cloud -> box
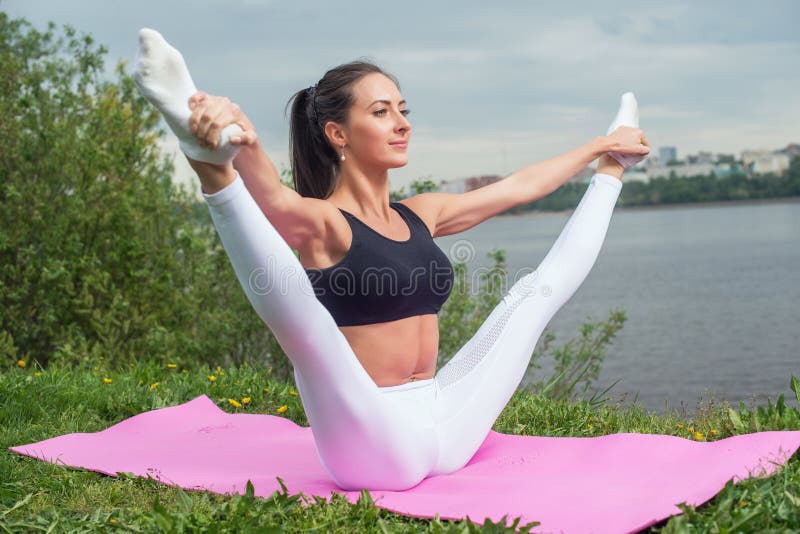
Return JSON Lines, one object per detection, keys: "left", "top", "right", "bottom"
{"left": 4, "top": 0, "right": 798, "bottom": 189}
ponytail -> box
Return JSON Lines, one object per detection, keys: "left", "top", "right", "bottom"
{"left": 287, "top": 87, "right": 337, "bottom": 198}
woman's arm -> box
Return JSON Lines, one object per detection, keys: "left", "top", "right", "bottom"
{"left": 407, "top": 128, "right": 647, "bottom": 237}
{"left": 187, "top": 91, "right": 285, "bottom": 203}
{"left": 187, "top": 92, "right": 330, "bottom": 249}
{"left": 232, "top": 139, "right": 285, "bottom": 209}
{"left": 503, "top": 130, "right": 645, "bottom": 203}
{"left": 506, "top": 137, "right": 608, "bottom": 203}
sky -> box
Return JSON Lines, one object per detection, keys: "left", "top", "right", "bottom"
{"left": 4, "top": 0, "right": 799, "bottom": 195}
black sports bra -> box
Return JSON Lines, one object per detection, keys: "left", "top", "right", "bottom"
{"left": 304, "top": 202, "right": 454, "bottom": 326}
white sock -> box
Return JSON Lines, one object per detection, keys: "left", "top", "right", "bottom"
{"left": 132, "top": 28, "right": 241, "bottom": 166}
{"left": 605, "top": 92, "right": 644, "bottom": 169}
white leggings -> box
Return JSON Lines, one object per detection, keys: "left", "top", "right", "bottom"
{"left": 203, "top": 172, "right": 622, "bottom": 491}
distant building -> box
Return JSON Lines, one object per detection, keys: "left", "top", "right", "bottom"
{"left": 687, "top": 151, "right": 713, "bottom": 164}
{"left": 649, "top": 163, "right": 716, "bottom": 179}
{"left": 465, "top": 174, "right": 504, "bottom": 191}
{"left": 751, "top": 154, "right": 790, "bottom": 175}
{"left": 437, "top": 174, "right": 503, "bottom": 194}
{"left": 707, "top": 163, "right": 740, "bottom": 178}
{"left": 434, "top": 141, "right": 795, "bottom": 194}
{"left": 741, "top": 149, "right": 770, "bottom": 167}
{"left": 635, "top": 161, "right": 745, "bottom": 180}
{"left": 623, "top": 168, "right": 650, "bottom": 183}
{"left": 569, "top": 166, "right": 596, "bottom": 183}
{"left": 437, "top": 167, "right": 594, "bottom": 193}
{"left": 658, "top": 146, "right": 677, "bottom": 164}
{"left": 742, "top": 148, "right": 791, "bottom": 176}
{"left": 438, "top": 178, "right": 466, "bottom": 194}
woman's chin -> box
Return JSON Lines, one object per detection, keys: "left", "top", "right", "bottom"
{"left": 370, "top": 154, "right": 409, "bottom": 170}
{"left": 388, "top": 156, "right": 409, "bottom": 169}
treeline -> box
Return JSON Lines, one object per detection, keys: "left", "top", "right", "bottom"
{"left": 506, "top": 158, "right": 800, "bottom": 213}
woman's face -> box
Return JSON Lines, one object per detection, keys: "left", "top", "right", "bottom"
{"left": 340, "top": 72, "right": 411, "bottom": 171}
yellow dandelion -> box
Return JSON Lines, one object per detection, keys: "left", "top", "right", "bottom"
{"left": 167, "top": 363, "right": 177, "bottom": 369}
{"left": 242, "top": 397, "right": 251, "bottom": 405}
{"left": 150, "top": 382, "right": 159, "bottom": 390}
{"left": 103, "top": 377, "right": 112, "bottom": 384}
{"left": 710, "top": 429, "right": 718, "bottom": 435}
{"left": 109, "top": 518, "right": 117, "bottom": 524}
{"left": 17, "top": 360, "right": 26, "bottom": 368}
{"left": 228, "top": 398, "right": 242, "bottom": 408}
{"left": 262, "top": 387, "right": 270, "bottom": 393}
{"left": 694, "top": 432, "right": 704, "bottom": 441}
{"left": 277, "top": 405, "right": 288, "bottom": 414}
{"left": 208, "top": 375, "right": 216, "bottom": 382}
{"left": 587, "top": 424, "right": 593, "bottom": 429}
{"left": 34, "top": 371, "right": 41, "bottom": 377}
{"left": 289, "top": 390, "right": 299, "bottom": 396}
{"left": 688, "top": 425, "right": 695, "bottom": 432}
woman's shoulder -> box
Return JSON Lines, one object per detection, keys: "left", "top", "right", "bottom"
{"left": 396, "top": 196, "right": 437, "bottom": 237}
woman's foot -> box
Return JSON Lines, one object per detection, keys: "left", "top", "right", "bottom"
{"left": 606, "top": 92, "right": 645, "bottom": 169}
{"left": 132, "top": 28, "right": 242, "bottom": 165}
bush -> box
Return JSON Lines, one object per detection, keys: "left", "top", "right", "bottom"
{"left": 0, "top": 15, "right": 275, "bottom": 372}
{"left": 438, "top": 248, "right": 625, "bottom": 404}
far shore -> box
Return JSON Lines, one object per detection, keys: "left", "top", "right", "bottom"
{"left": 503, "top": 195, "right": 800, "bottom": 218}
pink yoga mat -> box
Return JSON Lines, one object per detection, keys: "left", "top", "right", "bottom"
{"left": 10, "top": 395, "right": 800, "bottom": 533}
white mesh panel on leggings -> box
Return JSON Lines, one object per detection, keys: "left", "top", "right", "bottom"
{"left": 436, "top": 287, "right": 531, "bottom": 390}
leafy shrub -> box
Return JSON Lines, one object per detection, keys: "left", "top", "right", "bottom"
{"left": 438, "top": 248, "right": 625, "bottom": 403}
{"left": 0, "top": 15, "right": 273, "bottom": 372}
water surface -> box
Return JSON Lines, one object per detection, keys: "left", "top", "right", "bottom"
{"left": 434, "top": 199, "right": 800, "bottom": 416}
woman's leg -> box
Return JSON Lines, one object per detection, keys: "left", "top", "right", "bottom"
{"left": 202, "top": 176, "right": 438, "bottom": 489}
{"left": 133, "top": 28, "right": 437, "bottom": 490}
{"left": 430, "top": 172, "right": 623, "bottom": 475}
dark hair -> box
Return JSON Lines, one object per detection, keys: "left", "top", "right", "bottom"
{"left": 286, "top": 60, "right": 400, "bottom": 199}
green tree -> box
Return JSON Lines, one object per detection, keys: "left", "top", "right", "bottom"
{"left": 390, "top": 177, "right": 438, "bottom": 201}
{"left": 0, "top": 15, "right": 274, "bottom": 371}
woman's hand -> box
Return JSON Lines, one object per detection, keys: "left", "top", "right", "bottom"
{"left": 188, "top": 91, "right": 258, "bottom": 150}
{"left": 605, "top": 126, "right": 650, "bottom": 157}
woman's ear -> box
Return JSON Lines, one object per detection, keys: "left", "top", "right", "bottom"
{"left": 324, "top": 121, "right": 347, "bottom": 148}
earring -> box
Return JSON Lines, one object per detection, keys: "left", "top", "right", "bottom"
{"left": 340, "top": 144, "right": 346, "bottom": 162}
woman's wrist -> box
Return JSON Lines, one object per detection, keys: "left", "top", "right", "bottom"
{"left": 590, "top": 135, "right": 614, "bottom": 158}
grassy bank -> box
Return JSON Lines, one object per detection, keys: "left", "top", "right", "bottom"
{"left": 2, "top": 360, "right": 799, "bottom": 532}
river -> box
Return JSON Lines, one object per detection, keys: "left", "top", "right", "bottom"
{"left": 434, "top": 197, "right": 800, "bottom": 416}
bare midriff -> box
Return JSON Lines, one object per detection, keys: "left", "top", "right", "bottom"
{"left": 338, "top": 313, "right": 439, "bottom": 386}
{"left": 297, "top": 198, "right": 440, "bottom": 387}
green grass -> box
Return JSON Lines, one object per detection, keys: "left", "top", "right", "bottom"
{"left": 2, "top": 360, "right": 799, "bottom": 533}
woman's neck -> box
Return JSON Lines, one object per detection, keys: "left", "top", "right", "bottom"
{"left": 329, "top": 166, "right": 393, "bottom": 220}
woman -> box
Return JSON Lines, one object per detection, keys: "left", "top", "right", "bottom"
{"left": 133, "top": 28, "right": 650, "bottom": 491}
